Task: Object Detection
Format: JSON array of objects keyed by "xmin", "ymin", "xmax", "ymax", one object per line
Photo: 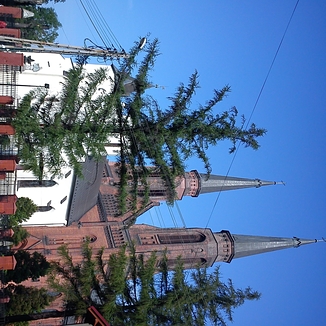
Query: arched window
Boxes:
[
  {"xmin": 37, "ymin": 206, "xmax": 54, "ymax": 212},
  {"xmin": 18, "ymin": 180, "xmax": 57, "ymax": 188},
  {"xmin": 158, "ymin": 232, "xmax": 206, "ymax": 244},
  {"xmin": 83, "ymin": 236, "xmax": 97, "ymax": 243}
]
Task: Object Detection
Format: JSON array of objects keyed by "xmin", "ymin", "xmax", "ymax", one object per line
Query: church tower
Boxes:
[
  {"xmin": 16, "ymin": 159, "xmax": 321, "ymax": 268},
  {"xmin": 180, "ymin": 170, "xmax": 280, "ymax": 198},
  {"xmin": 126, "ymin": 225, "xmax": 319, "ymax": 269},
  {"xmin": 19, "ymin": 222, "xmax": 320, "ymax": 270},
  {"xmin": 14, "ymin": 156, "xmax": 322, "ymax": 326},
  {"xmin": 98, "ymin": 161, "xmax": 283, "ymax": 227}
]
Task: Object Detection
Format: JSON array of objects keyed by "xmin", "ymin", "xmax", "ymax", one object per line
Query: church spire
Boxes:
[
  {"xmin": 216, "ymin": 231, "xmax": 319, "ymax": 263},
  {"xmin": 182, "ymin": 170, "xmax": 281, "ymax": 197}
]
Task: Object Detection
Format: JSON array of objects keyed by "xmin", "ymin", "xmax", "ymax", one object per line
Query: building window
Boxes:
[
  {"xmin": 18, "ymin": 180, "xmax": 57, "ymax": 188},
  {"xmin": 139, "ymin": 234, "xmax": 158, "ymax": 245},
  {"xmin": 83, "ymin": 236, "xmax": 97, "ymax": 243},
  {"xmin": 37, "ymin": 206, "xmax": 54, "ymax": 212},
  {"xmin": 60, "ymin": 196, "xmax": 67, "ymax": 204},
  {"xmin": 157, "ymin": 232, "xmax": 206, "ymax": 244}
]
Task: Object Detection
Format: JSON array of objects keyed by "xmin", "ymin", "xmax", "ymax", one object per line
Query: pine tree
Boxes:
[
  {"xmin": 5, "ymin": 250, "xmax": 50, "ymax": 283},
  {"xmin": 46, "ymin": 241, "xmax": 260, "ymax": 326},
  {"xmin": 13, "ymin": 38, "xmax": 266, "ymax": 205},
  {"xmin": 5, "ymin": 284, "xmax": 54, "ymax": 321}
]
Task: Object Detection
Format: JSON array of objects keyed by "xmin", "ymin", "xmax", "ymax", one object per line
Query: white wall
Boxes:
[{"xmin": 16, "ymin": 53, "xmax": 118, "ymax": 225}]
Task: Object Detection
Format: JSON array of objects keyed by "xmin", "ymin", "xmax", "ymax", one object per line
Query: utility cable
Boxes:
[{"xmin": 205, "ymin": 0, "xmax": 300, "ymax": 229}]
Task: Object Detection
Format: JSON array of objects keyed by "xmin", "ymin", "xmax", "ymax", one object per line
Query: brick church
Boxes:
[{"xmin": 15, "ymin": 158, "xmax": 318, "ymax": 269}]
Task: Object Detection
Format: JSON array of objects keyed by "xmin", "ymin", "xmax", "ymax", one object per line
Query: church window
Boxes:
[
  {"xmin": 83, "ymin": 236, "xmax": 97, "ymax": 243},
  {"xmin": 138, "ymin": 189, "xmax": 166, "ymax": 197},
  {"xmin": 37, "ymin": 205, "xmax": 54, "ymax": 212},
  {"xmin": 157, "ymin": 232, "xmax": 206, "ymax": 244},
  {"xmin": 139, "ymin": 234, "xmax": 158, "ymax": 245},
  {"xmin": 18, "ymin": 180, "xmax": 57, "ymax": 188},
  {"xmin": 150, "ymin": 189, "xmax": 166, "ymax": 197},
  {"xmin": 100, "ymin": 194, "xmax": 121, "ymax": 217},
  {"xmin": 148, "ymin": 172, "xmax": 162, "ymax": 178},
  {"xmin": 60, "ymin": 196, "xmax": 67, "ymax": 204}
]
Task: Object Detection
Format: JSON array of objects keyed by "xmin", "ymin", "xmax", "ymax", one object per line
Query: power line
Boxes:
[
  {"xmin": 205, "ymin": 0, "xmax": 300, "ymax": 229},
  {"xmin": 79, "ymin": 0, "xmax": 124, "ymax": 52}
]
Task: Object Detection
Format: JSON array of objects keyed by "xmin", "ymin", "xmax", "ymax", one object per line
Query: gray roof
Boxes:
[
  {"xmin": 66, "ymin": 157, "xmax": 106, "ymax": 226},
  {"xmin": 199, "ymin": 174, "xmax": 277, "ymax": 194},
  {"xmin": 231, "ymin": 234, "xmax": 317, "ymax": 259}
]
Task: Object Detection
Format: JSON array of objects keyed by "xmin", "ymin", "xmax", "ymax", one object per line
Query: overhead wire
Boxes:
[
  {"xmin": 80, "ymin": 0, "xmax": 124, "ymax": 53},
  {"xmin": 74, "ymin": 0, "xmax": 101, "ymax": 46},
  {"xmin": 85, "ymin": 0, "xmax": 124, "ymax": 50},
  {"xmin": 204, "ymin": 0, "xmax": 300, "ymax": 229},
  {"xmin": 79, "ymin": 0, "xmax": 109, "ymax": 50}
]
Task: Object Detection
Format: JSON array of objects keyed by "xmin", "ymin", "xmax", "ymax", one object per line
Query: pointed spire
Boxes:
[
  {"xmin": 198, "ymin": 173, "xmax": 280, "ymax": 195},
  {"xmin": 229, "ymin": 233, "xmax": 318, "ymax": 260}
]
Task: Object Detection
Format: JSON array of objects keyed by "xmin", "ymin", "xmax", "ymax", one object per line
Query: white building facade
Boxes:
[{"xmin": 15, "ymin": 53, "xmax": 120, "ymax": 225}]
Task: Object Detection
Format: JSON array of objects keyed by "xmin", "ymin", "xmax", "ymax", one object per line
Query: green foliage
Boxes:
[
  {"xmin": 47, "ymin": 241, "xmax": 98, "ymax": 316},
  {"xmin": 116, "ymin": 40, "xmax": 266, "ymax": 203},
  {"xmin": 0, "ymin": 135, "xmax": 10, "ymax": 147},
  {"xmin": 9, "ymin": 197, "xmax": 38, "ymax": 227},
  {"xmin": 14, "ymin": 38, "xmax": 266, "ymax": 208},
  {"xmin": 18, "ymin": 6, "xmax": 62, "ymax": 42},
  {"xmin": 48, "ymin": 242, "xmax": 260, "ymax": 326},
  {"xmin": 13, "ymin": 63, "xmax": 116, "ymax": 179},
  {"xmin": 5, "ymin": 284, "xmax": 53, "ymax": 317},
  {"xmin": 3, "ymin": 197, "xmax": 36, "ymax": 247},
  {"xmin": 5, "ymin": 250, "xmax": 50, "ymax": 283},
  {"xmin": 11, "ymin": 226, "xmax": 29, "ymax": 246}
]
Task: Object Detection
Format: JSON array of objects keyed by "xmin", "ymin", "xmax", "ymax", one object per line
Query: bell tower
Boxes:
[{"xmin": 125, "ymin": 225, "xmax": 320, "ymax": 269}]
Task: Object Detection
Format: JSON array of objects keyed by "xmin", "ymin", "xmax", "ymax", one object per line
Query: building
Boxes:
[{"xmin": 16, "ymin": 159, "xmax": 318, "ymax": 267}]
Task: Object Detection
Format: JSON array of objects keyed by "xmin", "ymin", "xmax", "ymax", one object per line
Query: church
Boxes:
[{"xmin": 15, "ymin": 157, "xmax": 318, "ymax": 269}]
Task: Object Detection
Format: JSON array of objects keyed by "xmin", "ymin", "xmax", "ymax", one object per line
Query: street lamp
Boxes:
[{"xmin": 138, "ymin": 37, "xmax": 147, "ymax": 49}]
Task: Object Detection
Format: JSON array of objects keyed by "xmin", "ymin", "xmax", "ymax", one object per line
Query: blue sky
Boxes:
[{"xmin": 51, "ymin": 1, "xmax": 326, "ymax": 325}]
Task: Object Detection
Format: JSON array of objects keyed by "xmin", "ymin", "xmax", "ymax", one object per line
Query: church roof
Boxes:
[
  {"xmin": 198, "ymin": 174, "xmax": 278, "ymax": 194},
  {"xmin": 66, "ymin": 157, "xmax": 106, "ymax": 226},
  {"xmin": 230, "ymin": 234, "xmax": 317, "ymax": 259}
]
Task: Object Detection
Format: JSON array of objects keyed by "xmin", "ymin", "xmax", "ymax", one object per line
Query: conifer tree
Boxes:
[
  {"xmin": 46, "ymin": 241, "xmax": 260, "ymax": 326},
  {"xmin": 13, "ymin": 38, "xmax": 266, "ymax": 204},
  {"xmin": 5, "ymin": 250, "xmax": 50, "ymax": 283},
  {"xmin": 5, "ymin": 284, "xmax": 54, "ymax": 323}
]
